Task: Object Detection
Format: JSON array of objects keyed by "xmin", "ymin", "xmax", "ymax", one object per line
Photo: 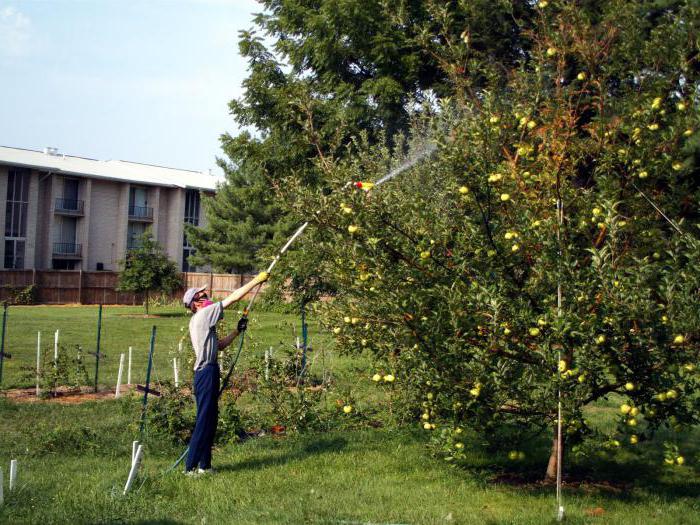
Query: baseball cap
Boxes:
[{"xmin": 183, "ymin": 285, "xmax": 207, "ymax": 308}]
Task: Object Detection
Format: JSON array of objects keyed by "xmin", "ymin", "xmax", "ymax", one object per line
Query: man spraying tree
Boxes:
[{"xmin": 182, "ymin": 271, "xmax": 268, "ymax": 474}]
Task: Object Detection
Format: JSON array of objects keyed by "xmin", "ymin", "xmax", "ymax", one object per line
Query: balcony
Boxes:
[
  {"xmin": 55, "ymin": 198, "xmax": 84, "ymax": 216},
  {"xmin": 128, "ymin": 205, "xmax": 153, "ymax": 221},
  {"xmin": 53, "ymin": 242, "xmax": 82, "ymax": 258}
]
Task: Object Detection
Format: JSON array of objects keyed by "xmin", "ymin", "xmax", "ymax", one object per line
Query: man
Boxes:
[{"xmin": 182, "ymin": 271, "xmax": 268, "ymax": 474}]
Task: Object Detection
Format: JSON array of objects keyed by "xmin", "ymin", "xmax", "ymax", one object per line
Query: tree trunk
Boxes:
[
  {"xmin": 145, "ymin": 290, "xmax": 149, "ymax": 315},
  {"xmin": 545, "ymin": 433, "xmax": 563, "ymax": 483}
]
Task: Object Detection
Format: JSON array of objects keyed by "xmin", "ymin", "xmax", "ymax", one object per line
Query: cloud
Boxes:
[{"xmin": 0, "ymin": 5, "xmax": 32, "ymax": 57}]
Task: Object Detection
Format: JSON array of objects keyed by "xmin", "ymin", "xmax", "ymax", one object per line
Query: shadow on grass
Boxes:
[
  {"xmin": 443, "ymin": 425, "xmax": 700, "ymax": 505},
  {"xmin": 130, "ymin": 521, "xmax": 185, "ymax": 525},
  {"xmin": 217, "ymin": 436, "xmax": 348, "ymax": 473}
]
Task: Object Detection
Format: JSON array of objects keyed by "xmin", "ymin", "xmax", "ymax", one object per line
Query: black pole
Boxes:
[
  {"xmin": 93, "ymin": 304, "xmax": 103, "ymax": 392},
  {"xmin": 300, "ymin": 301, "xmax": 308, "ymax": 382},
  {"xmin": 139, "ymin": 325, "xmax": 157, "ymax": 436},
  {"xmin": 0, "ymin": 303, "xmax": 7, "ymax": 384}
]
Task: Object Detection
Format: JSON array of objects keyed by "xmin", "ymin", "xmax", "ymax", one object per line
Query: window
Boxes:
[
  {"xmin": 127, "ymin": 222, "xmax": 147, "ymax": 250},
  {"xmin": 5, "ymin": 240, "xmax": 25, "ymax": 269},
  {"xmin": 5, "ymin": 169, "xmax": 29, "ymax": 268},
  {"xmin": 184, "ymin": 189, "xmax": 200, "ymax": 225},
  {"xmin": 182, "ymin": 189, "xmax": 201, "ymax": 271}
]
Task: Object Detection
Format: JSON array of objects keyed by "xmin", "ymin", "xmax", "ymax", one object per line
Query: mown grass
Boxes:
[
  {"xmin": 0, "ymin": 304, "xmax": 342, "ymax": 390},
  {"xmin": 0, "ymin": 306, "xmax": 699, "ymax": 524},
  {"xmin": 0, "ymin": 397, "xmax": 699, "ymax": 525}
]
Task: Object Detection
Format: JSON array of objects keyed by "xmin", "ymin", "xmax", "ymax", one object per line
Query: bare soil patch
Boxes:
[{"xmin": 1, "ymin": 384, "xmax": 136, "ymax": 404}]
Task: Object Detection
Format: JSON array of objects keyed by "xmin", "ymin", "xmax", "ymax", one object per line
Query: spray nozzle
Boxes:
[{"xmin": 354, "ymin": 181, "xmax": 375, "ymax": 191}]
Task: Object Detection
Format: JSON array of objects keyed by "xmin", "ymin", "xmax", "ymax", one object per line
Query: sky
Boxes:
[{"xmin": 0, "ymin": 0, "xmax": 263, "ymax": 177}]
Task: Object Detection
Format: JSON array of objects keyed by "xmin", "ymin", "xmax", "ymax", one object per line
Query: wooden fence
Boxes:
[{"xmin": 0, "ymin": 270, "xmax": 258, "ymax": 305}]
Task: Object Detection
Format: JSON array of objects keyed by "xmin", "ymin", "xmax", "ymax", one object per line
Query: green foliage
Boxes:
[
  {"xmin": 188, "ymin": 0, "xmax": 476, "ymax": 272},
  {"xmin": 277, "ymin": 0, "xmax": 700, "ymax": 477},
  {"xmin": 251, "ymin": 351, "xmax": 329, "ymax": 432},
  {"xmin": 11, "ymin": 284, "xmax": 37, "ymax": 305},
  {"xmin": 117, "ymin": 232, "xmax": 181, "ymax": 313},
  {"xmin": 25, "ymin": 344, "xmax": 91, "ymax": 397},
  {"xmin": 148, "ymin": 382, "xmax": 196, "ymax": 445}
]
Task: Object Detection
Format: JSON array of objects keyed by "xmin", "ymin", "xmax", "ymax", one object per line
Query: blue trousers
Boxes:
[{"xmin": 186, "ymin": 363, "xmax": 220, "ymax": 471}]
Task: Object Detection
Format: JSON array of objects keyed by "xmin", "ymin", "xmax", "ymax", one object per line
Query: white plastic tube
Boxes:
[
  {"xmin": 123, "ymin": 445, "xmax": 144, "ymax": 495},
  {"xmin": 54, "ymin": 330, "xmax": 59, "ymax": 362},
  {"xmin": 9, "ymin": 460, "xmax": 17, "ymax": 491},
  {"xmin": 173, "ymin": 358, "xmax": 179, "ymax": 388},
  {"xmin": 127, "ymin": 347, "xmax": 132, "ymax": 385},
  {"xmin": 36, "ymin": 331, "xmax": 41, "ymax": 397},
  {"xmin": 115, "ymin": 353, "xmax": 125, "ymax": 398},
  {"xmin": 132, "ymin": 441, "xmax": 139, "ymax": 465}
]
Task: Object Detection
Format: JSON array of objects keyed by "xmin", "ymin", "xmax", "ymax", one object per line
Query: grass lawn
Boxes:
[
  {"xmin": 0, "ymin": 304, "xmax": 338, "ymax": 390},
  {"xmin": 0, "ymin": 306, "xmax": 698, "ymax": 524}
]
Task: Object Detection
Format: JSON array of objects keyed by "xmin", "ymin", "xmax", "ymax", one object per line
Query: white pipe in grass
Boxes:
[
  {"xmin": 173, "ymin": 358, "xmax": 179, "ymax": 388},
  {"xmin": 36, "ymin": 331, "xmax": 41, "ymax": 397},
  {"xmin": 123, "ymin": 445, "xmax": 144, "ymax": 495},
  {"xmin": 115, "ymin": 353, "xmax": 125, "ymax": 398},
  {"xmin": 54, "ymin": 329, "xmax": 59, "ymax": 363},
  {"xmin": 127, "ymin": 347, "xmax": 132, "ymax": 385},
  {"xmin": 265, "ymin": 347, "xmax": 271, "ymax": 381},
  {"xmin": 9, "ymin": 460, "xmax": 17, "ymax": 492},
  {"xmin": 132, "ymin": 441, "xmax": 139, "ymax": 465}
]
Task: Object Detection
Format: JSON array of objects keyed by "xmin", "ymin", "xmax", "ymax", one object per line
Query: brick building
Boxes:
[{"xmin": 0, "ymin": 145, "xmax": 218, "ymax": 272}]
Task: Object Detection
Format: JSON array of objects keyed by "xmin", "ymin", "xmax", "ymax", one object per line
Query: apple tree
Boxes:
[{"xmin": 275, "ymin": 0, "xmax": 700, "ymax": 479}]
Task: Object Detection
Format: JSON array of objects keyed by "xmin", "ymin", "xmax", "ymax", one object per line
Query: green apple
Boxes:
[
  {"xmin": 577, "ymin": 72, "xmax": 586, "ymax": 81},
  {"xmin": 546, "ymin": 47, "xmax": 557, "ymax": 56},
  {"xmin": 459, "ymin": 186, "xmax": 469, "ymax": 194},
  {"xmin": 348, "ymin": 225, "xmax": 358, "ymax": 233},
  {"xmin": 343, "ymin": 405, "xmax": 353, "ymax": 414},
  {"xmin": 372, "ymin": 373, "xmax": 382, "ymax": 382},
  {"xmin": 625, "ymin": 382, "xmax": 635, "ymax": 391},
  {"xmin": 630, "ymin": 435, "xmax": 638, "ymax": 445},
  {"xmin": 383, "ymin": 374, "xmax": 395, "ymax": 383},
  {"xmin": 529, "ymin": 327, "xmax": 540, "ymax": 336},
  {"xmin": 333, "ymin": 327, "xmax": 342, "ymax": 334},
  {"xmin": 508, "ymin": 450, "xmax": 518, "ymax": 460},
  {"xmin": 500, "ymin": 193, "xmax": 510, "ymax": 202},
  {"xmin": 673, "ymin": 335, "xmax": 685, "ymax": 344},
  {"xmin": 423, "ymin": 422, "xmax": 432, "ymax": 430},
  {"xmin": 676, "ymin": 456, "xmax": 685, "ymax": 465},
  {"xmin": 620, "ymin": 404, "xmax": 631, "ymax": 415}
]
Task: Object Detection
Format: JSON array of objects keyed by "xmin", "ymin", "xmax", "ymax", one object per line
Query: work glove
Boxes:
[
  {"xmin": 256, "ymin": 271, "xmax": 270, "ymax": 283},
  {"xmin": 237, "ymin": 317, "xmax": 248, "ymax": 333}
]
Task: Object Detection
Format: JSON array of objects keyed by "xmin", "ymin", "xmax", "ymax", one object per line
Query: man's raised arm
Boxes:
[{"xmin": 221, "ymin": 272, "xmax": 269, "ymax": 310}]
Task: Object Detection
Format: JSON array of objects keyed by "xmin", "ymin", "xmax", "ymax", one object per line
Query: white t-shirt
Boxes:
[{"xmin": 189, "ymin": 302, "xmax": 224, "ymax": 371}]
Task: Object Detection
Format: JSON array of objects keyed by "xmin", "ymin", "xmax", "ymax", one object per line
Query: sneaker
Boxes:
[
  {"xmin": 197, "ymin": 467, "xmax": 215, "ymax": 475},
  {"xmin": 184, "ymin": 469, "xmax": 200, "ymax": 477}
]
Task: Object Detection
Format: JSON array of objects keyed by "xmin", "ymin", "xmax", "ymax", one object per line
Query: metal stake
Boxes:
[
  {"xmin": 94, "ymin": 304, "xmax": 103, "ymax": 392},
  {"xmin": 139, "ymin": 326, "xmax": 157, "ymax": 436}
]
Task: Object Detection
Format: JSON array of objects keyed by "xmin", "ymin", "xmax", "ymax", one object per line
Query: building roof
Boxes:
[{"xmin": 0, "ymin": 145, "xmax": 221, "ymax": 191}]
